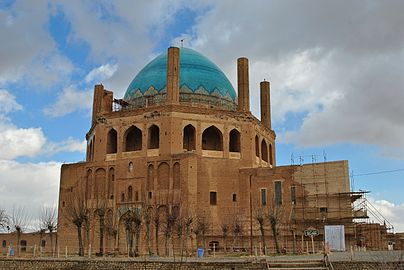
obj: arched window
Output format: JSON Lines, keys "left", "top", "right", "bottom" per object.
{"left": 269, "top": 144, "right": 274, "bottom": 165}
{"left": 173, "top": 162, "right": 180, "bottom": 189}
{"left": 183, "top": 124, "right": 196, "bottom": 151}
{"left": 2, "top": 240, "right": 6, "bottom": 248}
{"left": 147, "top": 164, "right": 154, "bottom": 191}
{"left": 88, "top": 140, "right": 93, "bottom": 161}
{"left": 108, "top": 167, "right": 115, "bottom": 199}
{"left": 106, "top": 128, "right": 117, "bottom": 154}
{"left": 157, "top": 162, "right": 169, "bottom": 190}
{"left": 261, "top": 139, "right": 268, "bottom": 162}
{"left": 124, "top": 126, "right": 142, "bottom": 152}
{"left": 95, "top": 168, "right": 106, "bottom": 198}
{"left": 128, "top": 161, "right": 134, "bottom": 172}
{"left": 86, "top": 169, "right": 92, "bottom": 200}
{"left": 229, "top": 129, "right": 241, "bottom": 152}
{"left": 128, "top": 186, "right": 133, "bottom": 201}
{"left": 121, "top": 193, "right": 125, "bottom": 202}
{"left": 255, "top": 135, "right": 259, "bottom": 157}
{"left": 148, "top": 125, "right": 160, "bottom": 149}
{"left": 202, "top": 126, "right": 223, "bottom": 151}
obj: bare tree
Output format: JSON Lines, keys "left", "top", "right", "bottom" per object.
{"left": 267, "top": 203, "right": 283, "bottom": 254}
{"left": 194, "top": 215, "right": 209, "bottom": 251}
{"left": 39, "top": 206, "right": 57, "bottom": 254}
{"left": 152, "top": 205, "right": 162, "bottom": 256}
{"left": 142, "top": 205, "right": 153, "bottom": 255}
{"left": 0, "top": 208, "right": 8, "bottom": 231}
{"left": 10, "top": 207, "right": 29, "bottom": 256}
{"left": 162, "top": 204, "right": 179, "bottom": 256}
{"left": 231, "top": 217, "right": 243, "bottom": 252}
{"left": 95, "top": 200, "right": 107, "bottom": 256}
{"left": 121, "top": 207, "right": 142, "bottom": 257}
{"left": 183, "top": 214, "right": 193, "bottom": 257}
{"left": 63, "top": 186, "right": 89, "bottom": 256}
{"left": 221, "top": 223, "right": 229, "bottom": 253}
{"left": 255, "top": 207, "right": 267, "bottom": 254}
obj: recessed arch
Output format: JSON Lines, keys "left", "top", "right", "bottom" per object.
{"left": 124, "top": 126, "right": 142, "bottom": 152}
{"left": 147, "top": 164, "right": 154, "bottom": 191}
{"left": 229, "top": 129, "right": 241, "bottom": 152}
{"left": 128, "top": 186, "right": 133, "bottom": 201}
{"left": 202, "top": 126, "right": 223, "bottom": 151}
{"left": 108, "top": 167, "right": 115, "bottom": 199}
{"left": 148, "top": 125, "right": 160, "bottom": 149}
{"left": 86, "top": 169, "right": 92, "bottom": 200}
{"left": 157, "top": 162, "right": 169, "bottom": 190}
{"left": 94, "top": 168, "right": 106, "bottom": 199}
{"left": 269, "top": 143, "right": 274, "bottom": 165}
{"left": 106, "top": 128, "right": 117, "bottom": 154}
{"left": 173, "top": 162, "right": 180, "bottom": 189}
{"left": 255, "top": 135, "right": 259, "bottom": 157}
{"left": 183, "top": 124, "right": 196, "bottom": 151}
{"left": 261, "top": 139, "right": 268, "bottom": 162}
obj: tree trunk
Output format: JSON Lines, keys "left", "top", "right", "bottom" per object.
{"left": 271, "top": 226, "right": 280, "bottom": 254}
{"left": 155, "top": 223, "right": 160, "bottom": 256}
{"left": 49, "top": 230, "right": 53, "bottom": 255}
{"left": 259, "top": 224, "right": 266, "bottom": 254}
{"left": 99, "top": 214, "right": 105, "bottom": 256}
{"left": 77, "top": 224, "right": 84, "bottom": 256}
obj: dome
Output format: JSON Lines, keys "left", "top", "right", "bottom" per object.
{"left": 124, "top": 48, "right": 237, "bottom": 109}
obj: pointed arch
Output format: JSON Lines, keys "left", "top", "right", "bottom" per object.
{"left": 173, "top": 162, "right": 180, "bottom": 189}
{"left": 86, "top": 169, "right": 92, "bottom": 200}
{"left": 95, "top": 168, "right": 106, "bottom": 199}
{"left": 147, "top": 164, "right": 154, "bottom": 191}
{"left": 148, "top": 125, "right": 160, "bottom": 149}
{"left": 269, "top": 143, "right": 274, "bottom": 165}
{"left": 106, "top": 128, "right": 117, "bottom": 154}
{"left": 255, "top": 135, "right": 259, "bottom": 157}
{"left": 108, "top": 167, "right": 115, "bottom": 199}
{"left": 128, "top": 186, "right": 133, "bottom": 201}
{"left": 202, "top": 126, "right": 223, "bottom": 151}
{"left": 183, "top": 124, "right": 196, "bottom": 151}
{"left": 157, "top": 162, "right": 169, "bottom": 190}
{"left": 124, "top": 126, "right": 142, "bottom": 152}
{"left": 229, "top": 129, "right": 241, "bottom": 152}
{"left": 261, "top": 139, "right": 268, "bottom": 162}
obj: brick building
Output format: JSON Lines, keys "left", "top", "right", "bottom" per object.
{"left": 57, "top": 47, "right": 384, "bottom": 256}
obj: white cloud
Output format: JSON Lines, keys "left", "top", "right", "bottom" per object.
{"left": 85, "top": 63, "right": 118, "bottom": 83}
{"left": 0, "top": 1, "right": 73, "bottom": 87}
{"left": 183, "top": 1, "right": 404, "bottom": 158}
{"left": 0, "top": 160, "right": 60, "bottom": 222}
{"left": 0, "top": 127, "right": 46, "bottom": 160}
{"left": 0, "top": 89, "right": 22, "bottom": 114}
{"left": 43, "top": 85, "right": 93, "bottom": 117}
{"left": 46, "top": 137, "right": 86, "bottom": 154}
{"left": 367, "top": 197, "right": 404, "bottom": 232}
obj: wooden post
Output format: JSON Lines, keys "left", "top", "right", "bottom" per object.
{"left": 311, "top": 235, "right": 315, "bottom": 254}
{"left": 65, "top": 246, "right": 68, "bottom": 258}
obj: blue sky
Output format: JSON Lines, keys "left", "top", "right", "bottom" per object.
{"left": 1, "top": 1, "right": 404, "bottom": 230}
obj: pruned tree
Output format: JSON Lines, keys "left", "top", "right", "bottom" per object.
{"left": 183, "top": 214, "right": 193, "bottom": 257}
{"left": 267, "top": 202, "right": 283, "bottom": 254}
{"left": 0, "top": 208, "right": 8, "bottom": 231}
{"left": 255, "top": 207, "right": 267, "bottom": 254}
{"left": 221, "top": 223, "right": 229, "bottom": 253}
{"left": 152, "top": 205, "right": 163, "bottom": 256}
{"left": 121, "top": 207, "right": 142, "bottom": 257}
{"left": 194, "top": 215, "right": 209, "bottom": 251}
{"left": 39, "top": 206, "right": 57, "bottom": 254}
{"left": 232, "top": 217, "right": 243, "bottom": 252}
{"left": 63, "top": 186, "right": 89, "bottom": 256}
{"left": 10, "top": 206, "right": 29, "bottom": 256}
{"left": 142, "top": 205, "right": 153, "bottom": 255}
{"left": 162, "top": 204, "right": 179, "bottom": 256}
{"left": 95, "top": 199, "right": 107, "bottom": 256}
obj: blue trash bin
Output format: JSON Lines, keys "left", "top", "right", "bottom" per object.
{"left": 197, "top": 248, "right": 204, "bottom": 258}
{"left": 9, "top": 248, "right": 15, "bottom": 256}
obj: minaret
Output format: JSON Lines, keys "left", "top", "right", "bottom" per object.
{"left": 260, "top": 80, "right": 271, "bottom": 129}
{"left": 166, "top": 47, "right": 180, "bottom": 105}
{"left": 237, "top": 57, "right": 250, "bottom": 112}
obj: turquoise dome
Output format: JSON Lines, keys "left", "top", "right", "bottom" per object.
{"left": 124, "top": 48, "right": 237, "bottom": 107}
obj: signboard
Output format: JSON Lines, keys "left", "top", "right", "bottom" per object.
{"left": 304, "top": 227, "right": 319, "bottom": 237}
{"left": 325, "top": 225, "right": 345, "bottom": 251}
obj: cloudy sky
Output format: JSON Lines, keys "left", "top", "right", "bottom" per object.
{"left": 1, "top": 0, "right": 404, "bottom": 231}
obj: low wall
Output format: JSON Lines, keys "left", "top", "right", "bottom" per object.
{"left": 1, "top": 258, "right": 403, "bottom": 270}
